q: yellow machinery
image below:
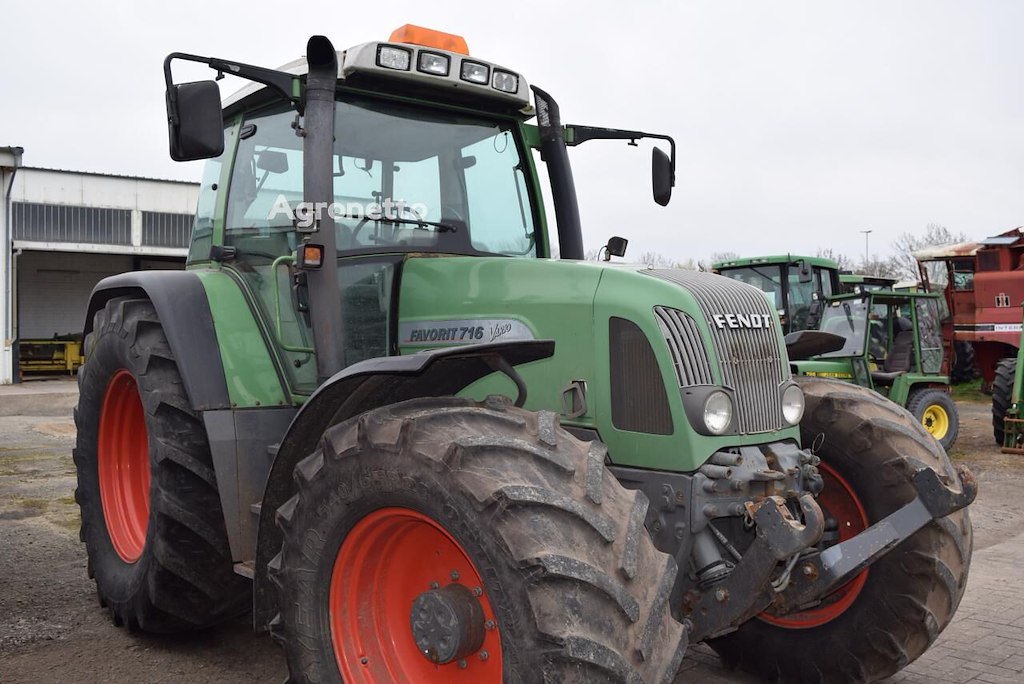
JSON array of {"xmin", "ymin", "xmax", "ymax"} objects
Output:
[{"xmin": 18, "ymin": 338, "xmax": 84, "ymax": 374}]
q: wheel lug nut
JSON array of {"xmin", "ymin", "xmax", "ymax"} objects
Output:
[
  {"xmin": 430, "ymin": 581, "xmax": 440, "ymax": 589},
  {"xmin": 479, "ymin": 650, "xmax": 489, "ymax": 661},
  {"xmin": 472, "ymin": 586, "xmax": 483, "ymax": 597},
  {"xmin": 450, "ymin": 570, "xmax": 460, "ymax": 581},
  {"xmin": 484, "ymin": 619, "xmax": 496, "ymax": 630},
  {"xmin": 458, "ymin": 659, "xmax": 467, "ymax": 669},
  {"xmin": 360, "ymin": 657, "xmax": 368, "ymax": 665}
]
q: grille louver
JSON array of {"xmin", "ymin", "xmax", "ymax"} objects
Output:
[
  {"xmin": 648, "ymin": 270, "xmax": 788, "ymax": 434},
  {"xmin": 654, "ymin": 307, "xmax": 714, "ymax": 386}
]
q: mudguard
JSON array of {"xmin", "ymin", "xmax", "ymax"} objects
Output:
[
  {"xmin": 252, "ymin": 339, "xmax": 556, "ymax": 629},
  {"xmin": 84, "ymin": 271, "xmax": 230, "ymax": 411}
]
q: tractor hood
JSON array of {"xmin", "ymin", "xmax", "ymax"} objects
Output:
[{"xmin": 398, "ymin": 256, "xmax": 800, "ymax": 472}]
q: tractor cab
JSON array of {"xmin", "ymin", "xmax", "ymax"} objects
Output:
[
  {"xmin": 794, "ymin": 290, "xmax": 958, "ymax": 449},
  {"xmin": 838, "ymin": 273, "xmax": 898, "ymax": 294},
  {"xmin": 166, "ymin": 26, "xmax": 676, "ymax": 391},
  {"xmin": 713, "ymin": 255, "xmax": 841, "ymax": 333}
]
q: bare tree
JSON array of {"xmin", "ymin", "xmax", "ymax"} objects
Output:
[
  {"xmin": 815, "ymin": 248, "xmax": 856, "ymax": 271},
  {"xmin": 889, "ymin": 223, "xmax": 969, "ymax": 281},
  {"xmin": 636, "ymin": 251, "xmax": 712, "ymax": 271},
  {"xmin": 638, "ymin": 251, "xmax": 673, "ymax": 267},
  {"xmin": 860, "ymin": 255, "xmax": 900, "ymax": 278},
  {"xmin": 710, "ymin": 251, "xmax": 739, "ymax": 263},
  {"xmin": 677, "ymin": 257, "xmax": 708, "ymax": 271}
]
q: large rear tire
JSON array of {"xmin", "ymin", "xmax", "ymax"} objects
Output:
[
  {"xmin": 992, "ymin": 358, "xmax": 1016, "ymax": 446},
  {"xmin": 709, "ymin": 378, "xmax": 972, "ymax": 683},
  {"xmin": 270, "ymin": 395, "xmax": 687, "ymax": 684},
  {"xmin": 74, "ymin": 296, "xmax": 248, "ymax": 632}
]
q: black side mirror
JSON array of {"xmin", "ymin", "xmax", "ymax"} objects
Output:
[
  {"xmin": 257, "ymin": 150, "xmax": 289, "ymax": 174},
  {"xmin": 602, "ymin": 236, "xmax": 628, "ymax": 261},
  {"xmin": 652, "ymin": 147, "xmax": 672, "ymax": 206},
  {"xmin": 166, "ymin": 81, "xmax": 224, "ymax": 162},
  {"xmin": 797, "ymin": 259, "xmax": 813, "ymax": 283}
]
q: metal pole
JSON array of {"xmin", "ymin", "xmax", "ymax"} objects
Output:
[
  {"xmin": 1, "ymin": 147, "xmax": 23, "ymax": 384},
  {"xmin": 860, "ymin": 229, "xmax": 872, "ymax": 271}
]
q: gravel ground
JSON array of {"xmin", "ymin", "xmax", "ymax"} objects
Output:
[{"xmin": 0, "ymin": 387, "xmax": 1019, "ymax": 683}]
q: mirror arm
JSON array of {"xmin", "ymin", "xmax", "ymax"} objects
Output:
[
  {"xmin": 163, "ymin": 52, "xmax": 300, "ymax": 124},
  {"xmin": 566, "ymin": 125, "xmax": 676, "ymax": 187}
]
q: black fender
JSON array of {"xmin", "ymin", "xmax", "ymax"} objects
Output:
[
  {"xmin": 252, "ymin": 339, "xmax": 555, "ymax": 629},
  {"xmin": 84, "ymin": 271, "xmax": 231, "ymax": 411}
]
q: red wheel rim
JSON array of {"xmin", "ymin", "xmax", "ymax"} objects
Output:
[
  {"xmin": 759, "ymin": 462, "xmax": 870, "ymax": 628},
  {"xmin": 330, "ymin": 507, "xmax": 503, "ymax": 682},
  {"xmin": 97, "ymin": 369, "xmax": 151, "ymax": 563}
]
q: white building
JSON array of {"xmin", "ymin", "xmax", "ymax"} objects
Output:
[{"xmin": 0, "ymin": 147, "xmax": 198, "ymax": 383}]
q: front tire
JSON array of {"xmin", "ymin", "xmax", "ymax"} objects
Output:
[
  {"xmin": 709, "ymin": 378, "xmax": 972, "ymax": 683},
  {"xmin": 74, "ymin": 296, "xmax": 247, "ymax": 632},
  {"xmin": 907, "ymin": 388, "xmax": 959, "ymax": 451},
  {"xmin": 270, "ymin": 396, "xmax": 687, "ymax": 684}
]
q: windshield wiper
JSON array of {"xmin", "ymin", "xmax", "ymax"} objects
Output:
[
  {"xmin": 379, "ymin": 215, "xmax": 459, "ymax": 233},
  {"xmin": 334, "ymin": 213, "xmax": 459, "ymax": 233}
]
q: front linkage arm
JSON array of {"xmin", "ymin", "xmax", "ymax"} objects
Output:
[
  {"xmin": 684, "ymin": 465, "xmax": 977, "ymax": 642},
  {"xmin": 771, "ymin": 465, "xmax": 977, "ymax": 616}
]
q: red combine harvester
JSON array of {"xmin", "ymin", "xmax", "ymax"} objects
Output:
[{"xmin": 915, "ymin": 227, "xmax": 1024, "ymax": 391}]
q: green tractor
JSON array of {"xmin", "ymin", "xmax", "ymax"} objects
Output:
[
  {"xmin": 839, "ymin": 273, "xmax": 898, "ymax": 294},
  {"xmin": 793, "ymin": 290, "xmax": 959, "ymax": 450},
  {"xmin": 73, "ymin": 27, "xmax": 975, "ymax": 683},
  {"xmin": 712, "ymin": 254, "xmax": 840, "ymax": 334},
  {"xmin": 992, "ymin": 307, "xmax": 1024, "ymax": 451}
]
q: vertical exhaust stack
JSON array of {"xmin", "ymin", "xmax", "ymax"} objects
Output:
[
  {"xmin": 302, "ymin": 36, "xmax": 346, "ymax": 382},
  {"xmin": 531, "ymin": 86, "xmax": 584, "ymax": 260}
]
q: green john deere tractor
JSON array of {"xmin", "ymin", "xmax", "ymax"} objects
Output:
[
  {"xmin": 992, "ymin": 307, "xmax": 1024, "ymax": 451},
  {"xmin": 712, "ymin": 254, "xmax": 841, "ymax": 334},
  {"xmin": 792, "ymin": 290, "xmax": 959, "ymax": 451},
  {"xmin": 839, "ymin": 273, "xmax": 899, "ymax": 294},
  {"xmin": 73, "ymin": 26, "xmax": 975, "ymax": 683}
]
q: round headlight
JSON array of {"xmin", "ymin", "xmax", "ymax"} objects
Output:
[
  {"xmin": 782, "ymin": 384, "xmax": 805, "ymax": 425},
  {"xmin": 703, "ymin": 391, "xmax": 733, "ymax": 435}
]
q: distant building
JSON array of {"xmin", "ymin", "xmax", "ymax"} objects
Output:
[{"xmin": 0, "ymin": 147, "xmax": 197, "ymax": 383}]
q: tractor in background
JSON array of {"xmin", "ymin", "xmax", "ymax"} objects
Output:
[
  {"xmin": 717, "ymin": 256, "xmax": 959, "ymax": 447},
  {"xmin": 839, "ymin": 273, "xmax": 897, "ymax": 294},
  {"xmin": 991, "ymin": 304, "xmax": 1024, "ymax": 451},
  {"xmin": 793, "ymin": 289, "xmax": 959, "ymax": 450},
  {"xmin": 71, "ymin": 27, "xmax": 975, "ymax": 683},
  {"xmin": 711, "ymin": 254, "xmax": 840, "ymax": 333},
  {"xmin": 913, "ymin": 229, "xmax": 1024, "ymax": 390}
]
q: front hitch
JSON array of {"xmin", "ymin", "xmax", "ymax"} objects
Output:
[
  {"xmin": 682, "ymin": 465, "xmax": 976, "ymax": 642},
  {"xmin": 682, "ymin": 494, "xmax": 825, "ymax": 641},
  {"xmin": 770, "ymin": 465, "xmax": 976, "ymax": 615}
]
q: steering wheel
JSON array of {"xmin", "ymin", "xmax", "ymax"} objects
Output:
[{"xmin": 350, "ymin": 216, "xmax": 373, "ymax": 245}]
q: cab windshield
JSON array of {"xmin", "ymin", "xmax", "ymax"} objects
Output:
[
  {"xmin": 224, "ymin": 95, "xmax": 538, "ymax": 259},
  {"xmin": 717, "ymin": 264, "xmax": 834, "ymax": 333},
  {"xmin": 817, "ymin": 299, "xmax": 869, "ymax": 358}
]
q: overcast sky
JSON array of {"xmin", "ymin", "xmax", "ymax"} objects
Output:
[{"xmin": 3, "ymin": 1, "xmax": 1022, "ymax": 264}]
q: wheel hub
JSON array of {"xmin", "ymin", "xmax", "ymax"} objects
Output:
[{"xmin": 411, "ymin": 583, "xmax": 486, "ymax": 664}]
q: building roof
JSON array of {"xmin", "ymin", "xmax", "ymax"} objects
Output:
[
  {"xmin": 19, "ymin": 165, "xmax": 198, "ymax": 186},
  {"xmin": 913, "ymin": 241, "xmax": 980, "ymax": 260}
]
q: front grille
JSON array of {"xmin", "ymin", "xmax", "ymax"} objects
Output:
[
  {"xmin": 654, "ymin": 307, "xmax": 714, "ymax": 386},
  {"xmin": 648, "ymin": 270, "xmax": 788, "ymax": 434}
]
